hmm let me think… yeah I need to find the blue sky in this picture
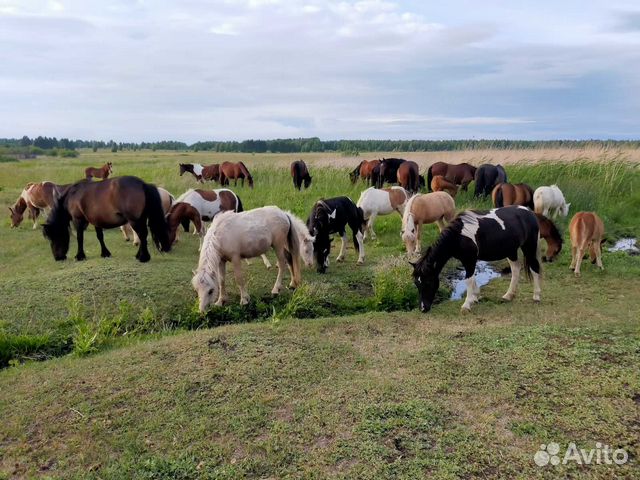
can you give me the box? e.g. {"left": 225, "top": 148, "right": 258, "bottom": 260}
{"left": 1, "top": 0, "right": 639, "bottom": 142}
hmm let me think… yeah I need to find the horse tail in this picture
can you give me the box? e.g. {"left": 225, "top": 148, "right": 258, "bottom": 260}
{"left": 426, "top": 165, "right": 433, "bottom": 192}
{"left": 235, "top": 193, "right": 244, "bottom": 212}
{"left": 523, "top": 214, "right": 542, "bottom": 281}
{"left": 143, "top": 183, "right": 172, "bottom": 252}
{"left": 409, "top": 166, "right": 418, "bottom": 193}
{"left": 285, "top": 212, "right": 302, "bottom": 286}
{"left": 238, "top": 161, "right": 253, "bottom": 188}
{"left": 493, "top": 184, "right": 504, "bottom": 207}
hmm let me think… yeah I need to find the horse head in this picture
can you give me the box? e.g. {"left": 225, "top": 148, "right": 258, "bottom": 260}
{"left": 303, "top": 176, "right": 312, "bottom": 189}
{"left": 191, "top": 269, "right": 219, "bottom": 313}
{"left": 412, "top": 247, "right": 440, "bottom": 312}
{"left": 8, "top": 206, "right": 23, "bottom": 228}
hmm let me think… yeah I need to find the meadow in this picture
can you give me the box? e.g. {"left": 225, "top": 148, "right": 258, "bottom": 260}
{"left": 0, "top": 149, "right": 639, "bottom": 478}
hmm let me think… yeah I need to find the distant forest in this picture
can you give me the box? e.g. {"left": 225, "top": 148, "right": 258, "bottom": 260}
{"left": 1, "top": 136, "right": 639, "bottom": 154}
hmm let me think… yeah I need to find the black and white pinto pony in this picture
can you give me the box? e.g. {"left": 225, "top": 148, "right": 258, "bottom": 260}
{"left": 411, "top": 206, "right": 542, "bottom": 313}
{"left": 307, "top": 197, "right": 366, "bottom": 273}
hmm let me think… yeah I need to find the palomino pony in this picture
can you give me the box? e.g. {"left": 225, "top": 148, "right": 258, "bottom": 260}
{"left": 427, "top": 162, "right": 476, "bottom": 192}
{"left": 376, "top": 158, "right": 406, "bottom": 188}
{"left": 474, "top": 164, "right": 507, "bottom": 197}
{"left": 396, "top": 161, "right": 421, "bottom": 193}
{"left": 220, "top": 161, "right": 253, "bottom": 188}
{"left": 492, "top": 182, "right": 534, "bottom": 209}
{"left": 535, "top": 213, "right": 563, "bottom": 262}
{"left": 9, "top": 181, "right": 67, "bottom": 228}
{"left": 533, "top": 185, "right": 570, "bottom": 219}
{"left": 291, "top": 160, "right": 312, "bottom": 190}
{"left": 43, "top": 176, "right": 171, "bottom": 262}
{"left": 412, "top": 206, "right": 542, "bottom": 313}
{"left": 191, "top": 206, "right": 314, "bottom": 310}
{"left": 85, "top": 162, "right": 112, "bottom": 180}
{"left": 430, "top": 175, "right": 459, "bottom": 198}
{"left": 349, "top": 159, "right": 381, "bottom": 185}
{"left": 401, "top": 192, "right": 456, "bottom": 254}
{"left": 569, "top": 212, "right": 605, "bottom": 276}
{"left": 121, "top": 187, "right": 174, "bottom": 245}
{"left": 357, "top": 186, "right": 409, "bottom": 240}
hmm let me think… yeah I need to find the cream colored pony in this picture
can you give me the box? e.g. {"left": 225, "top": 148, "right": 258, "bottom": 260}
{"left": 569, "top": 211, "right": 605, "bottom": 276}
{"left": 192, "top": 206, "right": 315, "bottom": 310}
{"left": 401, "top": 192, "right": 456, "bottom": 254}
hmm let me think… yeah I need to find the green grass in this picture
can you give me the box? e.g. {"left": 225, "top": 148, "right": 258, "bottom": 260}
{"left": 0, "top": 150, "right": 639, "bottom": 478}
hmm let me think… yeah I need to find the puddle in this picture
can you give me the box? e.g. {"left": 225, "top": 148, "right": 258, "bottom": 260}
{"left": 608, "top": 238, "right": 639, "bottom": 255}
{"left": 449, "top": 261, "right": 502, "bottom": 300}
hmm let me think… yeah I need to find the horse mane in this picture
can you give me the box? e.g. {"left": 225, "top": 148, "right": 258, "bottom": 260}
{"left": 42, "top": 185, "right": 72, "bottom": 241}
{"left": 401, "top": 193, "right": 419, "bottom": 230}
{"left": 195, "top": 221, "right": 224, "bottom": 284}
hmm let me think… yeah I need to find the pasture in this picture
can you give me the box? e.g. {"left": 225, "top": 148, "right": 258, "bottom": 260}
{"left": 1, "top": 149, "right": 639, "bottom": 478}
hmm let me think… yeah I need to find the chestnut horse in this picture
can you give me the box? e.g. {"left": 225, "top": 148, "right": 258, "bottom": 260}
{"left": 492, "top": 183, "right": 534, "bottom": 209}
{"left": 202, "top": 163, "right": 221, "bottom": 182}
{"left": 220, "top": 161, "right": 253, "bottom": 188}
{"left": 569, "top": 212, "right": 605, "bottom": 276}
{"left": 396, "top": 161, "right": 420, "bottom": 193}
{"left": 535, "top": 213, "right": 563, "bottom": 262}
{"left": 350, "top": 159, "right": 381, "bottom": 185}
{"left": 427, "top": 162, "right": 476, "bottom": 192}
{"left": 85, "top": 162, "right": 112, "bottom": 180}
{"left": 291, "top": 160, "right": 312, "bottom": 190}
{"left": 9, "top": 181, "right": 67, "bottom": 229}
{"left": 430, "top": 175, "right": 459, "bottom": 198}
{"left": 43, "top": 176, "right": 171, "bottom": 262}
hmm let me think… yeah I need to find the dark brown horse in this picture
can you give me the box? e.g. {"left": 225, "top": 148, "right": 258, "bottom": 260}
{"left": 536, "top": 213, "right": 563, "bottom": 262}
{"left": 220, "top": 161, "right": 253, "bottom": 188}
{"left": 202, "top": 163, "right": 221, "bottom": 182}
{"left": 43, "top": 176, "right": 171, "bottom": 262}
{"left": 427, "top": 162, "right": 476, "bottom": 192}
{"left": 291, "top": 160, "right": 312, "bottom": 190}
{"left": 492, "top": 182, "right": 534, "bottom": 209}
{"left": 85, "top": 162, "right": 112, "bottom": 180}
{"left": 377, "top": 158, "right": 406, "bottom": 188}
{"left": 396, "top": 161, "right": 420, "bottom": 193}
{"left": 350, "top": 159, "right": 381, "bottom": 184}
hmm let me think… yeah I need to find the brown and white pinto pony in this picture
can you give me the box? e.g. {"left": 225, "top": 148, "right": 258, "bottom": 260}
{"left": 179, "top": 163, "right": 221, "bottom": 183}
{"left": 9, "top": 181, "right": 67, "bottom": 229}
{"left": 430, "top": 175, "right": 459, "bottom": 198}
{"left": 357, "top": 186, "right": 409, "bottom": 240}
{"left": 569, "top": 212, "right": 605, "bottom": 276}
{"left": 427, "top": 162, "right": 476, "bottom": 192}
{"left": 121, "top": 187, "right": 174, "bottom": 245}
{"left": 85, "top": 162, "right": 112, "bottom": 180}
{"left": 291, "top": 160, "right": 312, "bottom": 190}
{"left": 220, "top": 161, "right": 253, "bottom": 188}
{"left": 401, "top": 192, "right": 456, "bottom": 254}
{"left": 492, "top": 183, "right": 534, "bottom": 209}
{"left": 350, "top": 159, "right": 381, "bottom": 185}
{"left": 396, "top": 161, "right": 421, "bottom": 193}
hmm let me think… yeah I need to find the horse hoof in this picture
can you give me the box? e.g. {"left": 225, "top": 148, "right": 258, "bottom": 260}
{"left": 501, "top": 294, "right": 514, "bottom": 302}
{"left": 101, "top": 251, "right": 111, "bottom": 258}
{"left": 357, "top": 259, "right": 364, "bottom": 265}
{"left": 240, "top": 298, "right": 250, "bottom": 305}
{"left": 533, "top": 298, "right": 541, "bottom": 303}
{"left": 336, "top": 257, "right": 344, "bottom": 263}
{"left": 75, "top": 254, "right": 86, "bottom": 261}
{"left": 461, "top": 306, "right": 472, "bottom": 313}
{"left": 574, "top": 272, "right": 581, "bottom": 278}
{"left": 271, "top": 288, "right": 281, "bottom": 295}
{"left": 137, "top": 254, "right": 150, "bottom": 263}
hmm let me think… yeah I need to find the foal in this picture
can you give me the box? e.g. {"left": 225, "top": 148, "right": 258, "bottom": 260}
{"left": 569, "top": 212, "right": 605, "bottom": 276}
{"left": 85, "top": 162, "right": 112, "bottom": 180}
{"left": 401, "top": 192, "right": 456, "bottom": 254}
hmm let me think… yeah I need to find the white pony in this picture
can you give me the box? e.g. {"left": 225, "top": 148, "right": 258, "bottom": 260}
{"left": 533, "top": 185, "right": 570, "bottom": 219}
{"left": 192, "top": 206, "right": 315, "bottom": 310}
{"left": 121, "top": 187, "right": 174, "bottom": 245}
{"left": 357, "top": 186, "right": 409, "bottom": 240}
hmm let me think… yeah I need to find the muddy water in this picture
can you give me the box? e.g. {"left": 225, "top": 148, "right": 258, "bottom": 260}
{"left": 449, "top": 261, "right": 502, "bottom": 300}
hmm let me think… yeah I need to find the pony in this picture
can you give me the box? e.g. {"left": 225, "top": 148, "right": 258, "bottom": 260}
{"left": 85, "top": 162, "right": 112, "bottom": 180}
{"left": 535, "top": 213, "right": 563, "bottom": 262}
{"left": 401, "top": 192, "right": 456, "bottom": 254}
{"left": 291, "top": 160, "right": 312, "bottom": 190}
{"left": 533, "top": 185, "right": 570, "bottom": 219}
{"left": 411, "top": 206, "right": 542, "bottom": 313}
{"left": 376, "top": 158, "right": 406, "bottom": 188}
{"left": 179, "top": 163, "right": 204, "bottom": 182}
{"left": 121, "top": 187, "right": 174, "bottom": 245}
{"left": 396, "top": 161, "right": 421, "bottom": 193}
{"left": 357, "top": 186, "right": 409, "bottom": 240}
{"left": 349, "top": 159, "right": 381, "bottom": 185}
{"left": 191, "top": 206, "right": 314, "bottom": 310}
{"left": 202, "top": 163, "right": 221, "bottom": 182}
{"left": 427, "top": 162, "right": 476, "bottom": 192}
{"left": 42, "top": 176, "right": 171, "bottom": 262}
{"left": 474, "top": 164, "right": 507, "bottom": 197}
{"left": 9, "top": 181, "right": 67, "bottom": 229}
{"left": 569, "top": 212, "right": 605, "bottom": 276}
{"left": 220, "top": 161, "right": 253, "bottom": 188}
{"left": 430, "top": 175, "right": 459, "bottom": 198}
{"left": 307, "top": 197, "right": 366, "bottom": 273}
{"left": 492, "top": 182, "right": 534, "bottom": 209}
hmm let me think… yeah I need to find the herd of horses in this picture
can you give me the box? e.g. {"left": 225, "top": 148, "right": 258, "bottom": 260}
{"left": 7, "top": 158, "right": 607, "bottom": 314}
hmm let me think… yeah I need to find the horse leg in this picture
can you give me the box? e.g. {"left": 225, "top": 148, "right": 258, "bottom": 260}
{"left": 352, "top": 226, "right": 365, "bottom": 265}
{"left": 132, "top": 220, "right": 151, "bottom": 263}
{"left": 121, "top": 225, "right": 131, "bottom": 242}
{"left": 95, "top": 227, "right": 111, "bottom": 258}
{"left": 414, "top": 223, "right": 422, "bottom": 254}
{"left": 261, "top": 254, "right": 272, "bottom": 269}
{"left": 502, "top": 255, "right": 520, "bottom": 301}
{"left": 74, "top": 220, "right": 87, "bottom": 261}
{"left": 573, "top": 244, "right": 585, "bottom": 277}
{"left": 232, "top": 256, "right": 250, "bottom": 305}
{"left": 461, "top": 261, "right": 478, "bottom": 312}
{"left": 31, "top": 207, "right": 40, "bottom": 229}
{"left": 594, "top": 241, "right": 604, "bottom": 270}
{"left": 271, "top": 247, "right": 287, "bottom": 294}
{"left": 364, "top": 212, "right": 376, "bottom": 240}
{"left": 215, "top": 260, "right": 227, "bottom": 306}
{"left": 336, "top": 231, "right": 347, "bottom": 262}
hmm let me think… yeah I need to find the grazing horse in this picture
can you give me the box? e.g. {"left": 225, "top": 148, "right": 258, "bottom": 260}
{"left": 291, "top": 160, "right": 312, "bottom": 190}
{"left": 492, "top": 183, "right": 534, "bottom": 209}
{"left": 535, "top": 213, "right": 563, "bottom": 262}
{"left": 396, "top": 161, "right": 421, "bottom": 193}
{"left": 474, "top": 164, "right": 507, "bottom": 197}
{"left": 533, "top": 185, "right": 570, "bottom": 219}
{"left": 191, "top": 207, "right": 314, "bottom": 309}
{"left": 179, "top": 163, "right": 204, "bottom": 182}
{"left": 427, "top": 162, "right": 477, "bottom": 192}
{"left": 401, "top": 192, "right": 456, "bottom": 254}
{"left": 85, "top": 162, "right": 112, "bottom": 180}
{"left": 411, "top": 206, "right": 542, "bottom": 313}
{"left": 9, "top": 181, "right": 67, "bottom": 229}
{"left": 430, "top": 175, "right": 459, "bottom": 198}
{"left": 357, "top": 186, "right": 409, "bottom": 240}
{"left": 569, "top": 212, "right": 605, "bottom": 277}
{"left": 307, "top": 197, "right": 366, "bottom": 273}
{"left": 121, "top": 187, "right": 174, "bottom": 245}
{"left": 42, "top": 176, "right": 171, "bottom": 262}
{"left": 220, "top": 161, "right": 253, "bottom": 188}
{"left": 350, "top": 159, "right": 381, "bottom": 185}
{"left": 376, "top": 158, "right": 406, "bottom": 188}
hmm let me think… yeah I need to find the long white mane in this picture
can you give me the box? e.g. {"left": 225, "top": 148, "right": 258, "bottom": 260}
{"left": 401, "top": 193, "right": 419, "bottom": 240}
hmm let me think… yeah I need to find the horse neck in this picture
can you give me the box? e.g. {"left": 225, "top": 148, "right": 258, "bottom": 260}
{"left": 15, "top": 196, "right": 28, "bottom": 213}
{"left": 197, "top": 232, "right": 222, "bottom": 281}
{"left": 428, "top": 234, "right": 456, "bottom": 274}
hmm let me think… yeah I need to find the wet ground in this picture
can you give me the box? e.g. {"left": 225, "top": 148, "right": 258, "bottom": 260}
{"left": 448, "top": 261, "right": 502, "bottom": 300}
{"left": 608, "top": 238, "right": 639, "bottom": 255}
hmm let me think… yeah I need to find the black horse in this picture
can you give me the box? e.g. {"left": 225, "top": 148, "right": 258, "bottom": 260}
{"left": 474, "top": 164, "right": 507, "bottom": 197}
{"left": 411, "top": 206, "right": 541, "bottom": 313}
{"left": 376, "top": 158, "right": 406, "bottom": 188}
{"left": 291, "top": 160, "right": 312, "bottom": 190}
{"left": 307, "top": 197, "right": 366, "bottom": 273}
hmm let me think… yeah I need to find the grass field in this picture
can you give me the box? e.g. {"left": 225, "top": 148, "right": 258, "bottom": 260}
{"left": 1, "top": 149, "right": 639, "bottom": 478}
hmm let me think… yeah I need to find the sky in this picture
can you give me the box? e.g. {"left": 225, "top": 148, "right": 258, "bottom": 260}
{"left": 1, "top": 0, "right": 640, "bottom": 142}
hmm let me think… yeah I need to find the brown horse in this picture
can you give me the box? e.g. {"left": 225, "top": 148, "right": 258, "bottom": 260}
{"left": 85, "top": 162, "right": 112, "bottom": 180}
{"left": 535, "top": 213, "right": 563, "bottom": 262}
{"left": 42, "top": 176, "right": 171, "bottom": 262}
{"left": 569, "top": 212, "right": 605, "bottom": 276}
{"left": 121, "top": 187, "right": 174, "bottom": 245}
{"left": 202, "top": 163, "right": 221, "bottom": 182}
{"left": 427, "top": 162, "right": 476, "bottom": 191}
{"left": 291, "top": 160, "right": 312, "bottom": 190}
{"left": 492, "top": 183, "right": 534, "bottom": 209}
{"left": 397, "top": 161, "right": 420, "bottom": 193}
{"left": 9, "top": 181, "right": 67, "bottom": 228}
{"left": 350, "top": 159, "right": 381, "bottom": 184}
{"left": 430, "top": 175, "right": 459, "bottom": 198}
{"left": 220, "top": 161, "right": 253, "bottom": 188}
